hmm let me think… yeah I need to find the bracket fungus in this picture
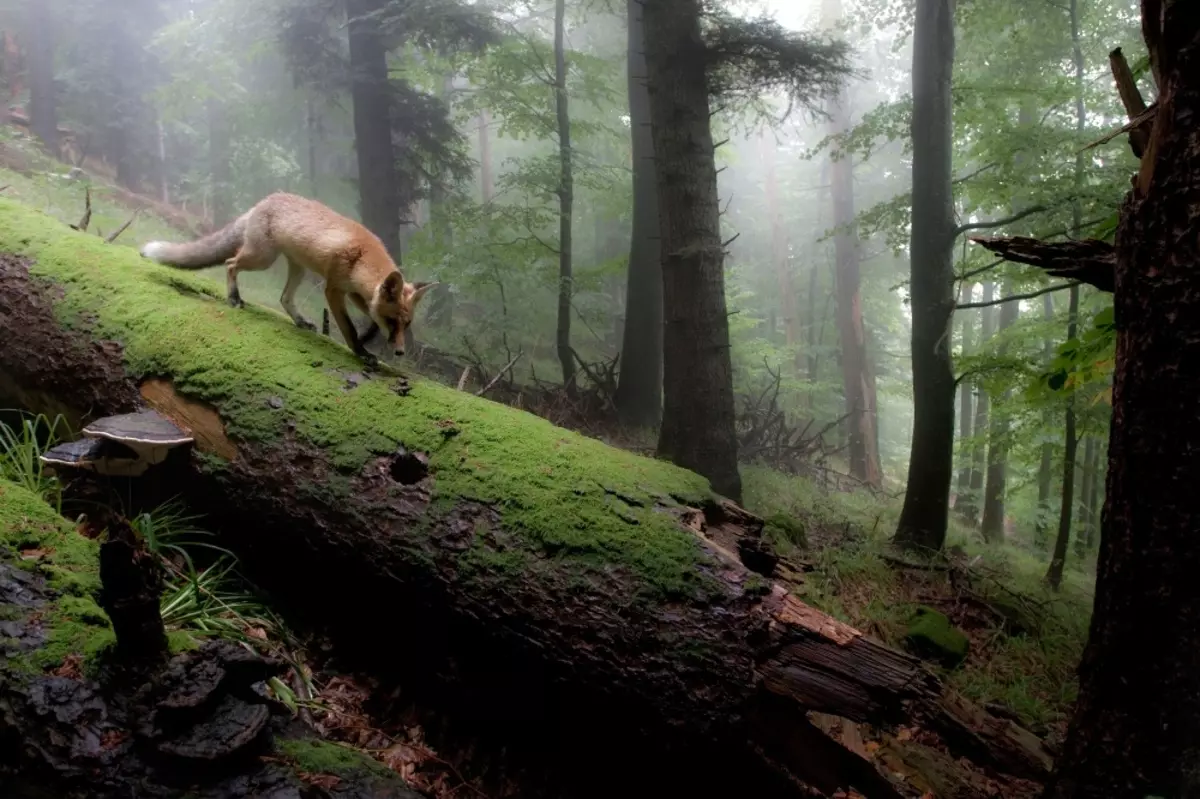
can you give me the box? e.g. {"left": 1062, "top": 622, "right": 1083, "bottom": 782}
{"left": 40, "top": 409, "right": 194, "bottom": 477}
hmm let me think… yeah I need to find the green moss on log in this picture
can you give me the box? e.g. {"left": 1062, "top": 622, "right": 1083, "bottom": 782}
{"left": 0, "top": 479, "right": 114, "bottom": 671}
{"left": 0, "top": 199, "right": 723, "bottom": 599}
{"left": 275, "top": 738, "right": 393, "bottom": 779}
{"left": 904, "top": 606, "right": 970, "bottom": 669}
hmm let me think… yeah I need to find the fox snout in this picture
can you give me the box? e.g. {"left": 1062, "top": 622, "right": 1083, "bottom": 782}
{"left": 394, "top": 346, "right": 405, "bottom": 358}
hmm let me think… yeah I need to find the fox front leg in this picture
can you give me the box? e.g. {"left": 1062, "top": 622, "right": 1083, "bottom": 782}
{"left": 325, "top": 286, "right": 379, "bottom": 371}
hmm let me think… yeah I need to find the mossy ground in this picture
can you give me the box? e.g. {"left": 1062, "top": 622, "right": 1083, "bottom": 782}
{"left": 0, "top": 196, "right": 719, "bottom": 599}
{"left": 275, "top": 738, "right": 394, "bottom": 779}
{"left": 0, "top": 479, "right": 114, "bottom": 671}
{"left": 741, "top": 464, "right": 1093, "bottom": 735}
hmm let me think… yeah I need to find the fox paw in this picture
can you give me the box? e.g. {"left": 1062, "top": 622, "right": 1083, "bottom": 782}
{"left": 294, "top": 317, "right": 317, "bottom": 332}
{"left": 227, "top": 292, "right": 245, "bottom": 309}
{"left": 359, "top": 352, "right": 381, "bottom": 372}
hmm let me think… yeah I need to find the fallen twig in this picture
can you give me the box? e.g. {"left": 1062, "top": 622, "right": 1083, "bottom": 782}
{"left": 70, "top": 187, "right": 91, "bottom": 232}
{"left": 476, "top": 350, "right": 523, "bottom": 397}
{"left": 104, "top": 210, "right": 139, "bottom": 243}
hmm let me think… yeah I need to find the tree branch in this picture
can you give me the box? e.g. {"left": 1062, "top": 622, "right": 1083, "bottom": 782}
{"left": 953, "top": 204, "right": 1048, "bottom": 236}
{"left": 956, "top": 282, "right": 1080, "bottom": 310}
{"left": 1108, "top": 47, "right": 1151, "bottom": 157}
{"left": 971, "top": 236, "right": 1115, "bottom": 293}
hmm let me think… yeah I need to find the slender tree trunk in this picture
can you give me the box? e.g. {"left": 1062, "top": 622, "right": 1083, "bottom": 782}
{"left": 980, "top": 285, "right": 1019, "bottom": 542}
{"left": 759, "top": 135, "right": 800, "bottom": 355}
{"left": 954, "top": 290, "right": 975, "bottom": 512}
{"left": 1083, "top": 437, "right": 1102, "bottom": 552}
{"left": 893, "top": 0, "right": 956, "bottom": 551}
{"left": 478, "top": 109, "right": 494, "bottom": 204}
{"left": 1046, "top": 0, "right": 1088, "bottom": 589}
{"left": 553, "top": 0, "right": 576, "bottom": 393}
{"left": 157, "top": 116, "right": 169, "bottom": 204}
{"left": 1035, "top": 293, "right": 1056, "bottom": 549}
{"left": 1074, "top": 435, "right": 1097, "bottom": 559}
{"left": 3, "top": 31, "right": 24, "bottom": 106}
{"left": 823, "top": 1, "right": 882, "bottom": 487}
{"left": 643, "top": 0, "right": 742, "bottom": 503}
{"left": 346, "top": 0, "right": 401, "bottom": 260}
{"left": 963, "top": 282, "right": 994, "bottom": 526}
{"left": 26, "top": 0, "right": 58, "bottom": 155}
{"left": 305, "top": 93, "right": 319, "bottom": 199}
{"left": 1044, "top": 6, "right": 1200, "bottom": 791}
{"left": 426, "top": 76, "right": 456, "bottom": 332}
{"left": 614, "top": 0, "right": 663, "bottom": 428}
{"left": 207, "top": 99, "right": 232, "bottom": 227}
{"left": 1045, "top": 285, "right": 1079, "bottom": 589}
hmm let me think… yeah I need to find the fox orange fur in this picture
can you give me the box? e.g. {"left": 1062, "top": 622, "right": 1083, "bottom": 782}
{"left": 139, "top": 192, "right": 437, "bottom": 368}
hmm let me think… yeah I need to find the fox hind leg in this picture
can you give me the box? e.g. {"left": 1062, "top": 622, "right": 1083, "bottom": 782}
{"left": 224, "top": 227, "right": 278, "bottom": 309}
{"left": 281, "top": 259, "right": 317, "bottom": 331}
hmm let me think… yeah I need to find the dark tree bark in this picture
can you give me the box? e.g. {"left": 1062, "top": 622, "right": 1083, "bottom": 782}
{"left": 614, "top": 0, "right": 663, "bottom": 429}
{"left": 1042, "top": 5, "right": 1200, "bottom": 793}
{"left": 1035, "top": 293, "right": 1056, "bottom": 550}
{"left": 553, "top": 0, "right": 575, "bottom": 393}
{"left": 826, "top": 52, "right": 882, "bottom": 487}
{"left": 206, "top": 99, "right": 233, "bottom": 227}
{"left": 894, "top": 0, "right": 957, "bottom": 551}
{"left": 953, "top": 290, "right": 975, "bottom": 514}
{"left": 1045, "top": 283, "right": 1079, "bottom": 590}
{"left": 26, "top": 0, "right": 58, "bottom": 155}
{"left": 643, "top": 0, "right": 742, "bottom": 502}
{"left": 347, "top": 0, "right": 402, "bottom": 260}
{"left": 980, "top": 283, "right": 1019, "bottom": 543}
{"left": 964, "top": 282, "right": 995, "bottom": 527}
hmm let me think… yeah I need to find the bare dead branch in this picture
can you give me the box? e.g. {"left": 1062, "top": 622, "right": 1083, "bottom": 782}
{"left": 70, "top": 187, "right": 91, "bottom": 232}
{"left": 1109, "top": 47, "right": 1151, "bottom": 157}
{"left": 104, "top": 210, "right": 139, "bottom": 244}
{"left": 956, "top": 282, "right": 1079, "bottom": 310}
{"left": 476, "top": 350, "right": 524, "bottom": 397}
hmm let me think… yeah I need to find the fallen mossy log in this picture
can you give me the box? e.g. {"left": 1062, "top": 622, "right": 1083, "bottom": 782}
{"left": 0, "top": 479, "right": 421, "bottom": 798}
{"left": 0, "top": 199, "right": 1052, "bottom": 796}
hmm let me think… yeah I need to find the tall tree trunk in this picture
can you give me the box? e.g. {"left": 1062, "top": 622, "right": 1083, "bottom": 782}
{"left": 346, "top": 0, "right": 401, "bottom": 260}
{"left": 207, "top": 99, "right": 233, "bottom": 227}
{"left": 554, "top": 0, "right": 576, "bottom": 393}
{"left": 1046, "top": 0, "right": 1088, "bottom": 589}
{"left": 426, "top": 77, "right": 456, "bottom": 332}
{"left": 1045, "top": 284, "right": 1079, "bottom": 589}
{"left": 305, "top": 92, "right": 320, "bottom": 199}
{"left": 963, "top": 282, "right": 994, "bottom": 526}
{"left": 980, "top": 285, "right": 1019, "bottom": 542}
{"left": 1044, "top": 5, "right": 1200, "bottom": 792}
{"left": 1083, "top": 437, "right": 1101, "bottom": 552}
{"left": 1035, "top": 293, "right": 1056, "bottom": 549}
{"left": 759, "top": 135, "right": 800, "bottom": 355}
{"left": 614, "top": 0, "right": 663, "bottom": 428}
{"left": 1074, "top": 435, "right": 1097, "bottom": 559}
{"left": 953, "top": 290, "right": 975, "bottom": 513}
{"left": 26, "top": 0, "right": 58, "bottom": 155}
{"left": 893, "top": 0, "right": 956, "bottom": 551}
{"left": 478, "top": 109, "right": 494, "bottom": 204}
{"left": 157, "top": 115, "right": 169, "bottom": 204}
{"left": 643, "top": 0, "right": 742, "bottom": 503}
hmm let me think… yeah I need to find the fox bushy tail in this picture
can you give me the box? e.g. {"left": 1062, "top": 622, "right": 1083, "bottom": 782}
{"left": 139, "top": 215, "right": 248, "bottom": 269}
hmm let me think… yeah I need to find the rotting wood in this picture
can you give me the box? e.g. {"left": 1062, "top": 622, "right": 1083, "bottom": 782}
{"left": 1109, "top": 47, "right": 1151, "bottom": 157}
{"left": 0, "top": 245, "right": 1055, "bottom": 796}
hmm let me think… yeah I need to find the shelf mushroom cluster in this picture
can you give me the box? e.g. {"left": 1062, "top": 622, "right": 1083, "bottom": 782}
{"left": 40, "top": 409, "right": 194, "bottom": 477}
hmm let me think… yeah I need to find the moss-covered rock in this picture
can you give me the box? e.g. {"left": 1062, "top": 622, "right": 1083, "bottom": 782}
{"left": 0, "top": 198, "right": 726, "bottom": 599}
{"left": 904, "top": 606, "right": 970, "bottom": 668}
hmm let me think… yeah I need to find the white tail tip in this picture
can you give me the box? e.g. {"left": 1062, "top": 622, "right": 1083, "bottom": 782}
{"left": 139, "top": 241, "right": 170, "bottom": 262}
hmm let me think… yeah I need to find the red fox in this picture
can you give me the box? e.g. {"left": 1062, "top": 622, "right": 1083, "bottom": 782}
{"left": 138, "top": 192, "right": 437, "bottom": 368}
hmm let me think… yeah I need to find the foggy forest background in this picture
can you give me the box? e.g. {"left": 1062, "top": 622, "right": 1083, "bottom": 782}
{"left": 0, "top": 0, "right": 1139, "bottom": 577}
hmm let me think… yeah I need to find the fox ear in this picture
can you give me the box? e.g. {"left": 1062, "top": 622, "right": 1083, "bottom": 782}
{"left": 381, "top": 271, "right": 403, "bottom": 302}
{"left": 410, "top": 281, "right": 439, "bottom": 305}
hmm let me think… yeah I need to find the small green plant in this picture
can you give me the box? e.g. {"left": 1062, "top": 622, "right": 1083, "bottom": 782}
{"left": 0, "top": 410, "right": 70, "bottom": 511}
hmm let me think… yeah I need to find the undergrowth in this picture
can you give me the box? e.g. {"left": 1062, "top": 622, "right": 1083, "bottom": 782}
{"left": 742, "top": 464, "right": 1093, "bottom": 735}
{"left": 0, "top": 411, "right": 314, "bottom": 710}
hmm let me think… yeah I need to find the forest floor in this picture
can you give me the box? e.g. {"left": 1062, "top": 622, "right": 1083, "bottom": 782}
{"left": 0, "top": 131, "right": 1095, "bottom": 796}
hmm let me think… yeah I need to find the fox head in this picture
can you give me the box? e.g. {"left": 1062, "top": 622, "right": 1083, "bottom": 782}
{"left": 371, "top": 271, "right": 438, "bottom": 357}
